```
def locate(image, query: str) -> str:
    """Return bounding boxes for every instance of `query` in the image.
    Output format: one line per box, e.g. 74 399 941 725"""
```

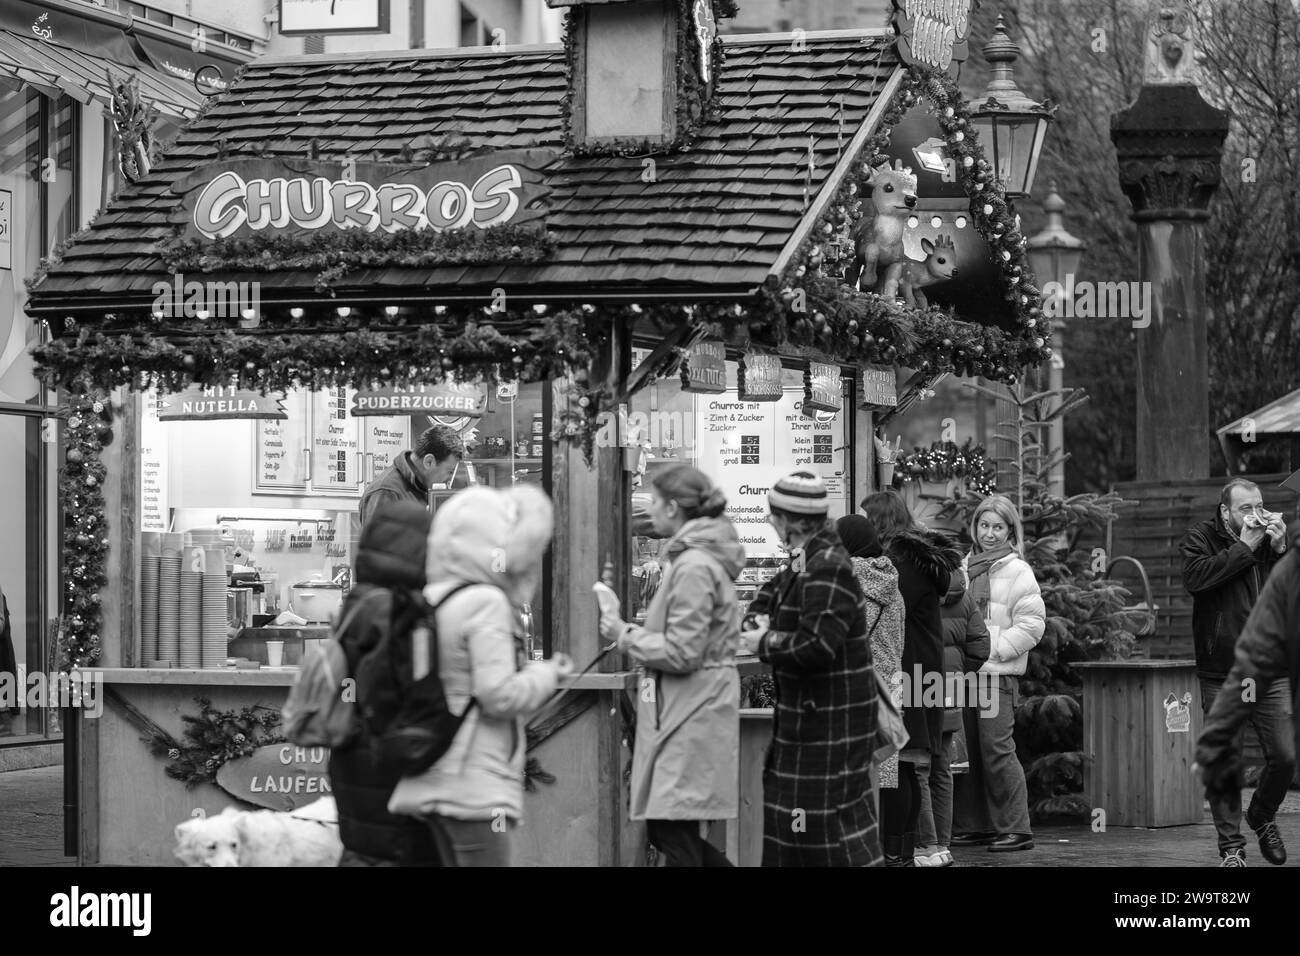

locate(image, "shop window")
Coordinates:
626 353 853 624
136 380 552 668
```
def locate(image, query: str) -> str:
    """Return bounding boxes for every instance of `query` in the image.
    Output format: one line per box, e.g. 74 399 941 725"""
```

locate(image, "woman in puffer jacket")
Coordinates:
388 485 573 866
951 493 1045 853
598 465 744 867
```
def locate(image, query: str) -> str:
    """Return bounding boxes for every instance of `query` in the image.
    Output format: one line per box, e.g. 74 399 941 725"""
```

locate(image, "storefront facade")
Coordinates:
27 0 1047 864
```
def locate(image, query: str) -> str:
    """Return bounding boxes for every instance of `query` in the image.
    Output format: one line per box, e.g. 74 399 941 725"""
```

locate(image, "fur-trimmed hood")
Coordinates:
888 528 963 590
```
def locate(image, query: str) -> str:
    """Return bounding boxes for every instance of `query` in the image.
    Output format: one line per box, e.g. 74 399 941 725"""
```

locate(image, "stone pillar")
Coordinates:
1110 0 1228 481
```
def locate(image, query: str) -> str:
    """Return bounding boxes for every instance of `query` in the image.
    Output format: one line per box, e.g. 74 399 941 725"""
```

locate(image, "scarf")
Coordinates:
966 543 1016 619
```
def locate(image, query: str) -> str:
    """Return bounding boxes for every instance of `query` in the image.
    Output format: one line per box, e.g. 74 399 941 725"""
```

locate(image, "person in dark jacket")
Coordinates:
914 569 990 866
860 490 961 866
329 500 442 866
0 585 19 736
358 425 464 528
1182 478 1293 866
1196 520 1300 868
740 471 882 867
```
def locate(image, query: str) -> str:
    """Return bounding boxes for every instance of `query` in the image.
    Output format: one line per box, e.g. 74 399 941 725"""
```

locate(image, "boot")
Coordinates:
883 835 915 867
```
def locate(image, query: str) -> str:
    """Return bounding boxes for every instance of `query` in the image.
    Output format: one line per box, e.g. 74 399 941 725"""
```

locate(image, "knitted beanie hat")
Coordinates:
768 470 828 516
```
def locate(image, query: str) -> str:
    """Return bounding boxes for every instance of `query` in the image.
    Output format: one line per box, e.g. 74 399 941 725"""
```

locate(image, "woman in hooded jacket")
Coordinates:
835 516 905 797
597 465 744 867
388 485 573 866
951 493 1045 853
860 490 963 866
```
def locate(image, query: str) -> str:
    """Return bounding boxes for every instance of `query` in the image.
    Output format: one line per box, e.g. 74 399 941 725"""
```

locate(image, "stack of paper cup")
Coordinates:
139 532 161 665
202 548 229 669
179 546 204 668
157 532 183 664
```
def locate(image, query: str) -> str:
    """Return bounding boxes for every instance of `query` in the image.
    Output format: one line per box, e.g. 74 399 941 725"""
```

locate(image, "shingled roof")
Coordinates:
28 30 902 313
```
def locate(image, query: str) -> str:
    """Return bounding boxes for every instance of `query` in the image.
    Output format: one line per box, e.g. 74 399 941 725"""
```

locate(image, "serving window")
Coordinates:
626 351 853 624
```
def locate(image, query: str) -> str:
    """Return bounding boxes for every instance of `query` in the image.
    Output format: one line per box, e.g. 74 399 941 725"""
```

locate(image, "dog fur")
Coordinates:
174 797 342 867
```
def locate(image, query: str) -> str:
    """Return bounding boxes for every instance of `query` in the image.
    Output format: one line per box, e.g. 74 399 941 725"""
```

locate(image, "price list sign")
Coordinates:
740 435 761 465
813 434 834 464
310 387 361 493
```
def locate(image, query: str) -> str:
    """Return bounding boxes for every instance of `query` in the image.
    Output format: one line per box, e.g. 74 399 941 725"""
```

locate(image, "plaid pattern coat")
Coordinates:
752 526 883 867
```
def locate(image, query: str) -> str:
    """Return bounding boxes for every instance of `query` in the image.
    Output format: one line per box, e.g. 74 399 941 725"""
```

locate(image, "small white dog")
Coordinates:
174 797 342 867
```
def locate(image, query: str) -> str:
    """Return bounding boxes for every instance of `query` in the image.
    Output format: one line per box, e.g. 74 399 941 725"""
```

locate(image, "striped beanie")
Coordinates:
768 470 828 516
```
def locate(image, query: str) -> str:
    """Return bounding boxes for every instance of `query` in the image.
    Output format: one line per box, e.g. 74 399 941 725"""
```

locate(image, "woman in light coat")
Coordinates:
598 465 743 866
951 494 1045 853
388 484 572 866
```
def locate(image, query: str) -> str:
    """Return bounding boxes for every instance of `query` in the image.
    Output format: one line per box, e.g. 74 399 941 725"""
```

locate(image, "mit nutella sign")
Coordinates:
173 151 555 241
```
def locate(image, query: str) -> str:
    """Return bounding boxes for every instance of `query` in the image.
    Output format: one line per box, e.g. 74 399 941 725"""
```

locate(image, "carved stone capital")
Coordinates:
1116 154 1222 220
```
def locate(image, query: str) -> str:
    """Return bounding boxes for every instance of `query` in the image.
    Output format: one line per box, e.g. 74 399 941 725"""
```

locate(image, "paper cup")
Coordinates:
265 641 284 667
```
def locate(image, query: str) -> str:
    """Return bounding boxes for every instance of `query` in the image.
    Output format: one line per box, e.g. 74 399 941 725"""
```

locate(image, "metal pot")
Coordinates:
289 578 345 623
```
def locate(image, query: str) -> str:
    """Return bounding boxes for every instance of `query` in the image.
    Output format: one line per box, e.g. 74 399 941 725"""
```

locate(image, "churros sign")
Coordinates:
173 150 556 241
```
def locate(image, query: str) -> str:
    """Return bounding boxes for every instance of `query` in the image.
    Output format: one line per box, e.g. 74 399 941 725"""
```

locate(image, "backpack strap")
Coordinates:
425 581 484 720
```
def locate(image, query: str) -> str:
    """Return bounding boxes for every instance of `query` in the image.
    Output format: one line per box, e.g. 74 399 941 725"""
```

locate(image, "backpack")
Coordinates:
282 591 384 749
355 582 475 775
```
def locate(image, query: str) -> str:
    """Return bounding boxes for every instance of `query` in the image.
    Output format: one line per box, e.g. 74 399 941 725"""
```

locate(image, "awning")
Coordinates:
134 35 236 96
0 29 200 118
1217 387 1300 438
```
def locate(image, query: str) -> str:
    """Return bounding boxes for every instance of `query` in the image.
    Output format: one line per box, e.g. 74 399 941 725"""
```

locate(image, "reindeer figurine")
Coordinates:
844 159 918 297
899 234 959 309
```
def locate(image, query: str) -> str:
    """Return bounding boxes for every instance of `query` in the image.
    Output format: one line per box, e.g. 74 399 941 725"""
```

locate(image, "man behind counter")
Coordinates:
359 424 464 528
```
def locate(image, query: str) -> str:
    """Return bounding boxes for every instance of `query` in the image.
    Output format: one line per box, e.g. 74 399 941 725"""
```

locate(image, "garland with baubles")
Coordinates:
160 223 554 295
894 438 996 496
560 0 729 157
142 697 285 788
57 395 114 670
777 66 1053 383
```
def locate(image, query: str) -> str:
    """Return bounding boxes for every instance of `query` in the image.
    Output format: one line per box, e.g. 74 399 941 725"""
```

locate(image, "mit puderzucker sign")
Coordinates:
351 383 488 417
172 150 556 241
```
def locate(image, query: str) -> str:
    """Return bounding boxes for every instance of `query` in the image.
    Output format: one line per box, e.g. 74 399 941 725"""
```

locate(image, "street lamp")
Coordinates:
1027 183 1085 498
969 14 1053 199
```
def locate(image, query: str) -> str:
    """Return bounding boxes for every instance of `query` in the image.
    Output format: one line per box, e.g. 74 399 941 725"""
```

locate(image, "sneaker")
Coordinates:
1219 849 1247 867
913 850 944 866
1245 808 1287 865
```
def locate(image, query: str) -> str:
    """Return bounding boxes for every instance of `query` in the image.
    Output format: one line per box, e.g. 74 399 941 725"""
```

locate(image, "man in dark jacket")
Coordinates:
330 501 442 866
1180 478 1293 866
358 425 464 528
1195 520 1300 868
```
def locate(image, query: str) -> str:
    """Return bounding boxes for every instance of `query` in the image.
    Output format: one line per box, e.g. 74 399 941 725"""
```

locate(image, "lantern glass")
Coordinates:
970 113 1049 198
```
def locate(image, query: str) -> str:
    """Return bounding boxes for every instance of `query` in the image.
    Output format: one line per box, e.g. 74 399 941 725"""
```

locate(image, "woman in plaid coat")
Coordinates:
740 472 882 867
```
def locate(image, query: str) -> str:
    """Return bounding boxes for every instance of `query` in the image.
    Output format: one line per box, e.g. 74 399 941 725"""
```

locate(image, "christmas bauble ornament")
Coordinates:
92 401 104 414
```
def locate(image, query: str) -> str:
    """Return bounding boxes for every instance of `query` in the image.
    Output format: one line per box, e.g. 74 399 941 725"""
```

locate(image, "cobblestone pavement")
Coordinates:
2 764 1298 867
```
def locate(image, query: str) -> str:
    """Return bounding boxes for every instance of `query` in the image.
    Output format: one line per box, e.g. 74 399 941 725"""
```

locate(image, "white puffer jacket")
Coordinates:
964 553 1046 677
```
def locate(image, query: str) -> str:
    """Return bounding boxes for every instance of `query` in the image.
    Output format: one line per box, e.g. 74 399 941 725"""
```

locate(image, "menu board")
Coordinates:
139 392 170 531
255 390 309 491
310 387 361 493
694 388 849 558
362 417 411 485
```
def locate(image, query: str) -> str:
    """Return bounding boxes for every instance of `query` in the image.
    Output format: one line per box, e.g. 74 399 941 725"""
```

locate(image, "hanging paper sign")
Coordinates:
680 340 727 394
158 386 287 421
1163 692 1193 734
351 382 489 417
860 365 899 409
215 743 332 812
738 353 783 402
173 150 557 241
803 363 843 413
891 0 972 77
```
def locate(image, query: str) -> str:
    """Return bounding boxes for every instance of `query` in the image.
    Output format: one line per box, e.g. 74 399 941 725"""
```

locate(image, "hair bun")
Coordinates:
701 486 727 517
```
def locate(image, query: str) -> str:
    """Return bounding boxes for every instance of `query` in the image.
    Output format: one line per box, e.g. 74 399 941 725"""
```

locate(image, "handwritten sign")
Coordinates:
860 365 898 409
680 340 727 394
351 382 488 417
738 352 783 402
158 386 287 421
803 363 843 413
174 151 556 241
215 743 332 811
892 0 971 76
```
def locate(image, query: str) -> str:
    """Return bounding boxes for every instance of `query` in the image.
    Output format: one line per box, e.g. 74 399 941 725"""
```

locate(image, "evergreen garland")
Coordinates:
142 697 285 789
57 395 114 670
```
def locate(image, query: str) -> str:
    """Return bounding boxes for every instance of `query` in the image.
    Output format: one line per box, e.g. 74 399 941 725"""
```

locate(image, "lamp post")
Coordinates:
1028 184 1085 499
968 14 1054 200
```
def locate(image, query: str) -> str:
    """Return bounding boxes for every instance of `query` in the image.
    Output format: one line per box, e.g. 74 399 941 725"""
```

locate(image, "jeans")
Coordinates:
425 816 514 867
952 675 1032 838
917 731 954 849
647 820 734 867
1198 675 1296 855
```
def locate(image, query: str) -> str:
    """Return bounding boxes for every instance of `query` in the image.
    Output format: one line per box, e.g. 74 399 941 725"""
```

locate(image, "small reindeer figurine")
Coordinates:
899 234 959 309
844 159 918 297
